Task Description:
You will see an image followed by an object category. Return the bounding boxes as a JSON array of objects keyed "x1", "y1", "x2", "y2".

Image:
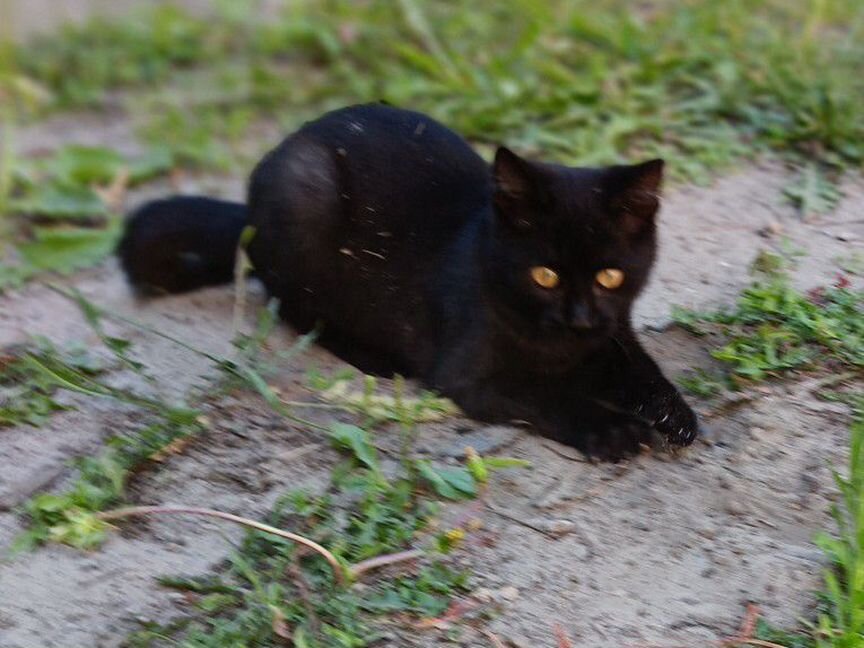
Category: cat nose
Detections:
[{"x1": 567, "y1": 302, "x2": 594, "y2": 330}]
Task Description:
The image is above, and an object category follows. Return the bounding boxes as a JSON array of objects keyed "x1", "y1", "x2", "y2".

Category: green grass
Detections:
[
  {"x1": 0, "y1": 144, "x2": 174, "y2": 290},
  {"x1": 9, "y1": 297, "x2": 205, "y2": 551},
  {"x1": 0, "y1": 338, "x2": 103, "y2": 427},
  {"x1": 746, "y1": 403, "x2": 864, "y2": 648},
  {"x1": 674, "y1": 252, "x2": 862, "y2": 387},
  {"x1": 12, "y1": 0, "x2": 864, "y2": 174},
  {"x1": 3, "y1": 0, "x2": 864, "y2": 285},
  {"x1": 812, "y1": 403, "x2": 864, "y2": 648},
  {"x1": 126, "y1": 420, "x2": 476, "y2": 647},
  {"x1": 15, "y1": 5, "x2": 252, "y2": 108},
  {"x1": 11, "y1": 293, "x2": 298, "y2": 550}
]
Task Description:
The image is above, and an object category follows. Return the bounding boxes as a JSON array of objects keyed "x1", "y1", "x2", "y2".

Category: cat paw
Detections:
[
  {"x1": 580, "y1": 417, "x2": 656, "y2": 462},
  {"x1": 653, "y1": 400, "x2": 699, "y2": 448}
]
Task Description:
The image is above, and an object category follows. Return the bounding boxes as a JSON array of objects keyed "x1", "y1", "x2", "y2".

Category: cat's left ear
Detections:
[{"x1": 603, "y1": 159, "x2": 664, "y2": 233}]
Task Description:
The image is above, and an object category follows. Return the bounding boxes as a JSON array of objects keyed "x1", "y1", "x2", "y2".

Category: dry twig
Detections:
[
  {"x1": 485, "y1": 500, "x2": 557, "y2": 538},
  {"x1": 96, "y1": 505, "x2": 346, "y2": 585},
  {"x1": 93, "y1": 167, "x2": 130, "y2": 213},
  {"x1": 352, "y1": 549, "x2": 424, "y2": 577},
  {"x1": 97, "y1": 505, "x2": 428, "y2": 587}
]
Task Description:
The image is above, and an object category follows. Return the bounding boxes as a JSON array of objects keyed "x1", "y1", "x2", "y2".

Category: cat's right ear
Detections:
[
  {"x1": 602, "y1": 159, "x2": 664, "y2": 234},
  {"x1": 493, "y1": 147, "x2": 542, "y2": 230}
]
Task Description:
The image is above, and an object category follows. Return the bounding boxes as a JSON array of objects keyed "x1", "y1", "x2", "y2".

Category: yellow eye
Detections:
[
  {"x1": 530, "y1": 266, "x2": 560, "y2": 289},
  {"x1": 595, "y1": 268, "x2": 625, "y2": 289}
]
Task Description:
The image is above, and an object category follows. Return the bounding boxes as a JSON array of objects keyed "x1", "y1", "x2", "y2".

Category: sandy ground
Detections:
[
  {"x1": 3, "y1": 0, "x2": 291, "y2": 40},
  {"x1": 4, "y1": 0, "x2": 211, "y2": 39},
  {"x1": 0, "y1": 107, "x2": 861, "y2": 646}
]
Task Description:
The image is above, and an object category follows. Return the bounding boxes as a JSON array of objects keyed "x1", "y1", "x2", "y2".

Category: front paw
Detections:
[
  {"x1": 654, "y1": 398, "x2": 699, "y2": 448},
  {"x1": 581, "y1": 414, "x2": 656, "y2": 462}
]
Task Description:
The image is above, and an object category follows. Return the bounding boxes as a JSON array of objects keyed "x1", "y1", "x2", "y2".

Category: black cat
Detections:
[{"x1": 119, "y1": 103, "x2": 699, "y2": 460}]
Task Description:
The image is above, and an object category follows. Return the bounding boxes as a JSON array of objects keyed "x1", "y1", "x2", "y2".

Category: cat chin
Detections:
[{"x1": 498, "y1": 321, "x2": 612, "y2": 370}]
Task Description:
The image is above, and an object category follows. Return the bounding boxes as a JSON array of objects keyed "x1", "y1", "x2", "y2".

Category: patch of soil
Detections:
[{"x1": 6, "y1": 0, "x2": 219, "y2": 40}]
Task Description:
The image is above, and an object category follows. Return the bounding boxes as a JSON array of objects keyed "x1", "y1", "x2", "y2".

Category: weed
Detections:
[
  {"x1": 0, "y1": 293, "x2": 530, "y2": 646},
  {"x1": 0, "y1": 338, "x2": 102, "y2": 427},
  {"x1": 13, "y1": 353, "x2": 203, "y2": 551},
  {"x1": 12, "y1": 290, "x2": 317, "y2": 551},
  {"x1": 121, "y1": 381, "x2": 488, "y2": 647},
  {"x1": 812, "y1": 404, "x2": 864, "y2": 647},
  {"x1": 674, "y1": 254, "x2": 863, "y2": 383},
  {"x1": 10, "y1": 292, "x2": 206, "y2": 550},
  {"x1": 1, "y1": 145, "x2": 174, "y2": 290},
  {"x1": 784, "y1": 164, "x2": 843, "y2": 220},
  {"x1": 753, "y1": 621, "x2": 815, "y2": 648},
  {"x1": 676, "y1": 369, "x2": 726, "y2": 398},
  {"x1": 108, "y1": 343, "x2": 531, "y2": 647},
  {"x1": 312, "y1": 373, "x2": 458, "y2": 427}
]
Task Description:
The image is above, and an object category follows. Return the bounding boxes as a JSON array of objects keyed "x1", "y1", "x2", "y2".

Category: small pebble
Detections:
[
  {"x1": 758, "y1": 221, "x2": 783, "y2": 237},
  {"x1": 724, "y1": 498, "x2": 748, "y2": 516},
  {"x1": 499, "y1": 586, "x2": 520, "y2": 602},
  {"x1": 749, "y1": 426, "x2": 768, "y2": 441},
  {"x1": 471, "y1": 587, "x2": 494, "y2": 603},
  {"x1": 545, "y1": 519, "x2": 576, "y2": 537},
  {"x1": 570, "y1": 543, "x2": 591, "y2": 561},
  {"x1": 696, "y1": 525, "x2": 717, "y2": 540}
]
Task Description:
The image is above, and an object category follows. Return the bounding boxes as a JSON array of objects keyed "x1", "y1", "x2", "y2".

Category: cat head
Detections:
[{"x1": 483, "y1": 146, "x2": 662, "y2": 341}]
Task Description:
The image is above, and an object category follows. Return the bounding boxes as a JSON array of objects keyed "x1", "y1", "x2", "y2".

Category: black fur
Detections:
[
  {"x1": 118, "y1": 103, "x2": 699, "y2": 460},
  {"x1": 118, "y1": 197, "x2": 247, "y2": 294}
]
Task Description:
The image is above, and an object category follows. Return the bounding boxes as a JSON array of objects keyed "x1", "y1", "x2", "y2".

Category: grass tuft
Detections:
[{"x1": 674, "y1": 252, "x2": 862, "y2": 385}]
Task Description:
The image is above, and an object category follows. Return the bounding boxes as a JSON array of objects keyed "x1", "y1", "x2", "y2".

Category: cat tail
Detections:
[{"x1": 117, "y1": 196, "x2": 249, "y2": 294}]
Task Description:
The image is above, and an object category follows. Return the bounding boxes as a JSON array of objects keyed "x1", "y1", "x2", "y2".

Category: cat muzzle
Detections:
[{"x1": 566, "y1": 303, "x2": 596, "y2": 331}]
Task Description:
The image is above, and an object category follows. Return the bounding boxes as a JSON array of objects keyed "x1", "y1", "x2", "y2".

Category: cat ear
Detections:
[
  {"x1": 493, "y1": 147, "x2": 543, "y2": 229},
  {"x1": 603, "y1": 158, "x2": 664, "y2": 233},
  {"x1": 494, "y1": 147, "x2": 534, "y2": 199}
]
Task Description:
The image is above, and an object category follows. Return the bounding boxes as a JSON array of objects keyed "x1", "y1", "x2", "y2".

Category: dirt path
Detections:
[
  {"x1": 0, "y1": 123, "x2": 861, "y2": 645},
  {"x1": 4, "y1": 0, "x2": 207, "y2": 40}
]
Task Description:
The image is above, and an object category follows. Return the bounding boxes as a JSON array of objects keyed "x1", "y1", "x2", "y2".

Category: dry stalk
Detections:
[{"x1": 96, "y1": 505, "x2": 346, "y2": 585}]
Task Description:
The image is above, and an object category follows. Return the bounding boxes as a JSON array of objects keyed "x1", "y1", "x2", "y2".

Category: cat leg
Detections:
[
  {"x1": 441, "y1": 374, "x2": 656, "y2": 462},
  {"x1": 598, "y1": 337, "x2": 699, "y2": 449},
  {"x1": 556, "y1": 403, "x2": 658, "y2": 461}
]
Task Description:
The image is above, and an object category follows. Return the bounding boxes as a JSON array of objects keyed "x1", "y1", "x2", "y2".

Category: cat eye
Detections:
[
  {"x1": 530, "y1": 266, "x2": 560, "y2": 289},
  {"x1": 595, "y1": 268, "x2": 625, "y2": 290}
]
